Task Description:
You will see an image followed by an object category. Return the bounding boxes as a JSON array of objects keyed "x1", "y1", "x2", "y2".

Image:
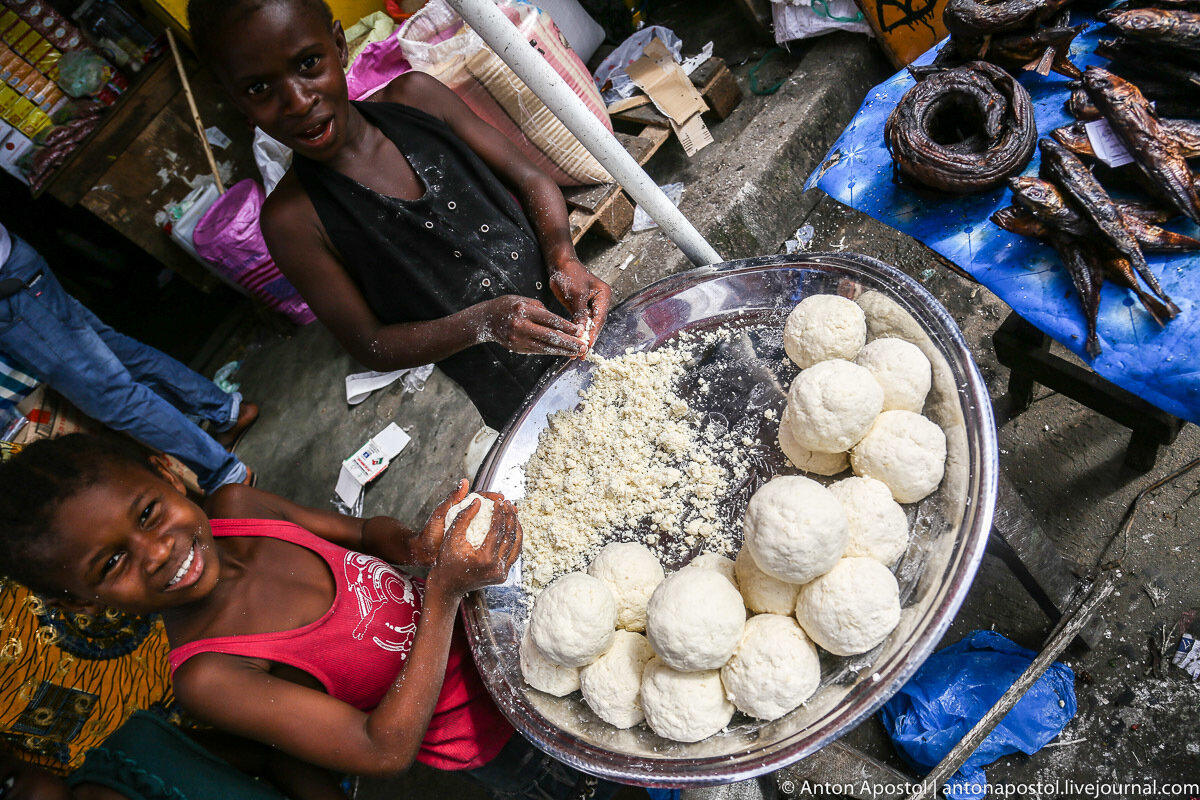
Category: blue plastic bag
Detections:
[{"x1": 879, "y1": 630, "x2": 1076, "y2": 800}]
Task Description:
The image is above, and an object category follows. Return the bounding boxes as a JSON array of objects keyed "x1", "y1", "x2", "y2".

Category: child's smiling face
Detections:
[
  {"x1": 210, "y1": 0, "x2": 351, "y2": 159},
  {"x1": 46, "y1": 462, "x2": 221, "y2": 617}
]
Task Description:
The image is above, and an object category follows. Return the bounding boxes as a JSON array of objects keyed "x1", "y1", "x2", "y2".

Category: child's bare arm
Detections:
[
  {"x1": 377, "y1": 72, "x2": 612, "y2": 347},
  {"x1": 261, "y1": 179, "x2": 586, "y2": 370},
  {"x1": 171, "y1": 501, "x2": 521, "y2": 777},
  {"x1": 206, "y1": 481, "x2": 470, "y2": 568}
]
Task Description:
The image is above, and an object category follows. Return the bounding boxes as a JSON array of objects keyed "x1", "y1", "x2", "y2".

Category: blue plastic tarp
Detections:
[
  {"x1": 880, "y1": 630, "x2": 1077, "y2": 800},
  {"x1": 805, "y1": 21, "x2": 1200, "y2": 424}
]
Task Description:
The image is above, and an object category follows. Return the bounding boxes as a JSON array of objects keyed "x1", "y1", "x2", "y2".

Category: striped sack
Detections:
[
  {"x1": 193, "y1": 179, "x2": 317, "y2": 326},
  {"x1": 398, "y1": 0, "x2": 613, "y2": 187},
  {"x1": 0, "y1": 352, "x2": 37, "y2": 411}
]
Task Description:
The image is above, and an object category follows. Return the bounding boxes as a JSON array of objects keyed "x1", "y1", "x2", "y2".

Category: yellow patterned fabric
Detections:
[{"x1": 0, "y1": 579, "x2": 175, "y2": 775}]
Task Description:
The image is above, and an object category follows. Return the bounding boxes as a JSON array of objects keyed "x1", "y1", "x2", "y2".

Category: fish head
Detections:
[
  {"x1": 1112, "y1": 9, "x2": 1166, "y2": 32},
  {"x1": 1038, "y1": 136, "x2": 1069, "y2": 161},
  {"x1": 1082, "y1": 66, "x2": 1118, "y2": 95},
  {"x1": 1010, "y1": 177, "x2": 1064, "y2": 213}
]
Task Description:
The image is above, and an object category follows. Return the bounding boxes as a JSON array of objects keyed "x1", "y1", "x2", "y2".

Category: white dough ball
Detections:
[
  {"x1": 646, "y1": 568, "x2": 745, "y2": 672},
  {"x1": 743, "y1": 475, "x2": 848, "y2": 585},
  {"x1": 640, "y1": 657, "x2": 734, "y2": 742},
  {"x1": 850, "y1": 410, "x2": 947, "y2": 504},
  {"x1": 786, "y1": 360, "x2": 884, "y2": 454},
  {"x1": 587, "y1": 542, "x2": 665, "y2": 632},
  {"x1": 855, "y1": 338, "x2": 932, "y2": 413},
  {"x1": 794, "y1": 557, "x2": 901, "y2": 656},
  {"x1": 445, "y1": 492, "x2": 494, "y2": 548},
  {"x1": 529, "y1": 573, "x2": 617, "y2": 668},
  {"x1": 721, "y1": 614, "x2": 820, "y2": 720},
  {"x1": 777, "y1": 409, "x2": 849, "y2": 476},
  {"x1": 519, "y1": 630, "x2": 580, "y2": 697},
  {"x1": 580, "y1": 630, "x2": 655, "y2": 728},
  {"x1": 827, "y1": 476, "x2": 910, "y2": 566},
  {"x1": 733, "y1": 547, "x2": 800, "y2": 615},
  {"x1": 784, "y1": 294, "x2": 867, "y2": 369},
  {"x1": 680, "y1": 551, "x2": 738, "y2": 588}
]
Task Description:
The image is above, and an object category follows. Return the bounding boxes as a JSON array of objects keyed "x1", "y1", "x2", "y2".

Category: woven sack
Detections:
[{"x1": 397, "y1": 0, "x2": 612, "y2": 186}]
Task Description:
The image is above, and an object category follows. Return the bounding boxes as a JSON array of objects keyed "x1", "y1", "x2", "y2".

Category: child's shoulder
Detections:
[
  {"x1": 258, "y1": 171, "x2": 326, "y2": 254},
  {"x1": 260, "y1": 171, "x2": 310, "y2": 227},
  {"x1": 372, "y1": 70, "x2": 459, "y2": 118},
  {"x1": 204, "y1": 484, "x2": 280, "y2": 521}
]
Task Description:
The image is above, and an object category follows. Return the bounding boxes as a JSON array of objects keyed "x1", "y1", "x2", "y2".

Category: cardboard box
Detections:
[{"x1": 626, "y1": 38, "x2": 713, "y2": 157}]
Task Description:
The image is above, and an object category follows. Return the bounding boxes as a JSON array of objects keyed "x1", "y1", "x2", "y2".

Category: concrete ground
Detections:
[{"x1": 208, "y1": 0, "x2": 1200, "y2": 795}]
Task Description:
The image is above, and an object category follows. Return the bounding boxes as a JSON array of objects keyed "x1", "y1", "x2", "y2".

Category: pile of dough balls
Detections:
[
  {"x1": 520, "y1": 544, "x2": 829, "y2": 742},
  {"x1": 778, "y1": 294, "x2": 946, "y2": 505},
  {"x1": 740, "y1": 475, "x2": 903, "y2": 656},
  {"x1": 519, "y1": 470, "x2": 916, "y2": 744}
]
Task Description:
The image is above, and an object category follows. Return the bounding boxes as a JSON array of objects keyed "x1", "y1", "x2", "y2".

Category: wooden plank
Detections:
[
  {"x1": 613, "y1": 131, "x2": 655, "y2": 164},
  {"x1": 631, "y1": 126, "x2": 671, "y2": 160},
  {"x1": 699, "y1": 63, "x2": 742, "y2": 120},
  {"x1": 567, "y1": 123, "x2": 673, "y2": 244},
  {"x1": 689, "y1": 58, "x2": 724, "y2": 90},
  {"x1": 611, "y1": 103, "x2": 670, "y2": 128},
  {"x1": 569, "y1": 186, "x2": 624, "y2": 244},
  {"x1": 605, "y1": 95, "x2": 651, "y2": 116},
  {"x1": 593, "y1": 191, "x2": 635, "y2": 242},
  {"x1": 563, "y1": 182, "x2": 617, "y2": 213},
  {"x1": 40, "y1": 56, "x2": 178, "y2": 206},
  {"x1": 563, "y1": 127, "x2": 669, "y2": 217}
]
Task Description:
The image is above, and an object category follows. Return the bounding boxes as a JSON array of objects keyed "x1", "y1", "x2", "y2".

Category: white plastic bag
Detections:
[
  {"x1": 252, "y1": 128, "x2": 293, "y2": 196},
  {"x1": 772, "y1": 0, "x2": 871, "y2": 42}
]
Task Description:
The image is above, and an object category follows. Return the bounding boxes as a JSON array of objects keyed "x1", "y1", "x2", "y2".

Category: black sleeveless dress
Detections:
[{"x1": 293, "y1": 101, "x2": 561, "y2": 429}]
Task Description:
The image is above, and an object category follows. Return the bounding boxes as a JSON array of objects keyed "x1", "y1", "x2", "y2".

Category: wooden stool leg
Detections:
[{"x1": 994, "y1": 312, "x2": 1049, "y2": 416}]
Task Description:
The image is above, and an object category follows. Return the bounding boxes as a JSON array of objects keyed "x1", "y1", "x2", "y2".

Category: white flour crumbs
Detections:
[{"x1": 520, "y1": 338, "x2": 746, "y2": 591}]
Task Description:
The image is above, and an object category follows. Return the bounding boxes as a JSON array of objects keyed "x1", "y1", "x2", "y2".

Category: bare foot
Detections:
[{"x1": 215, "y1": 402, "x2": 259, "y2": 451}]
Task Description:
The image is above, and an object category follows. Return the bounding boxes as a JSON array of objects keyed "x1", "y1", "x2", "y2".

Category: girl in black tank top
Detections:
[{"x1": 292, "y1": 102, "x2": 562, "y2": 428}]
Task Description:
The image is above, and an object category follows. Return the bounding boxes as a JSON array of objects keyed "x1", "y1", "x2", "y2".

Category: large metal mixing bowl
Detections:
[{"x1": 465, "y1": 253, "x2": 998, "y2": 786}]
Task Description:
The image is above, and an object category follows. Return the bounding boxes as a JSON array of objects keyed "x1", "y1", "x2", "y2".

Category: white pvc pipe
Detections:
[{"x1": 445, "y1": 0, "x2": 723, "y2": 268}]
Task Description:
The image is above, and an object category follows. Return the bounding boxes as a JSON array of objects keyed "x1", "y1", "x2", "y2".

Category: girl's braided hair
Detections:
[{"x1": 0, "y1": 433, "x2": 155, "y2": 598}]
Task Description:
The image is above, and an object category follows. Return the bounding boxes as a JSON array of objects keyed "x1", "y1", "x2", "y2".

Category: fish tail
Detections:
[{"x1": 1135, "y1": 289, "x2": 1174, "y2": 326}]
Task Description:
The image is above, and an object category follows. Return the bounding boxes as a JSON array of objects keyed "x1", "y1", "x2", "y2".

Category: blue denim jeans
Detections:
[{"x1": 0, "y1": 235, "x2": 246, "y2": 491}]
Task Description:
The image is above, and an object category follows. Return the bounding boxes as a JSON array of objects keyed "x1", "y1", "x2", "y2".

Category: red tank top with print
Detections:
[{"x1": 166, "y1": 518, "x2": 512, "y2": 770}]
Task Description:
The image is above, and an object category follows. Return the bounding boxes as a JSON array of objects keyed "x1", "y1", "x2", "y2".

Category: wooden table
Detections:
[{"x1": 36, "y1": 54, "x2": 259, "y2": 291}]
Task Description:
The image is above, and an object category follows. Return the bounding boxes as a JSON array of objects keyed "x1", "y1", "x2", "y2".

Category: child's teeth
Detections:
[{"x1": 170, "y1": 545, "x2": 195, "y2": 587}]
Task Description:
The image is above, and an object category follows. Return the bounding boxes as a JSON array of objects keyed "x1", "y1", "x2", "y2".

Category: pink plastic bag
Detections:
[
  {"x1": 193, "y1": 179, "x2": 316, "y2": 325},
  {"x1": 346, "y1": 36, "x2": 412, "y2": 101}
]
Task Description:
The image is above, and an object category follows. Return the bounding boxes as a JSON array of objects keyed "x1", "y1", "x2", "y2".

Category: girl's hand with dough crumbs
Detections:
[
  {"x1": 549, "y1": 257, "x2": 611, "y2": 349},
  {"x1": 427, "y1": 491, "x2": 522, "y2": 598},
  {"x1": 477, "y1": 295, "x2": 587, "y2": 357},
  {"x1": 401, "y1": 480, "x2": 472, "y2": 567}
]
